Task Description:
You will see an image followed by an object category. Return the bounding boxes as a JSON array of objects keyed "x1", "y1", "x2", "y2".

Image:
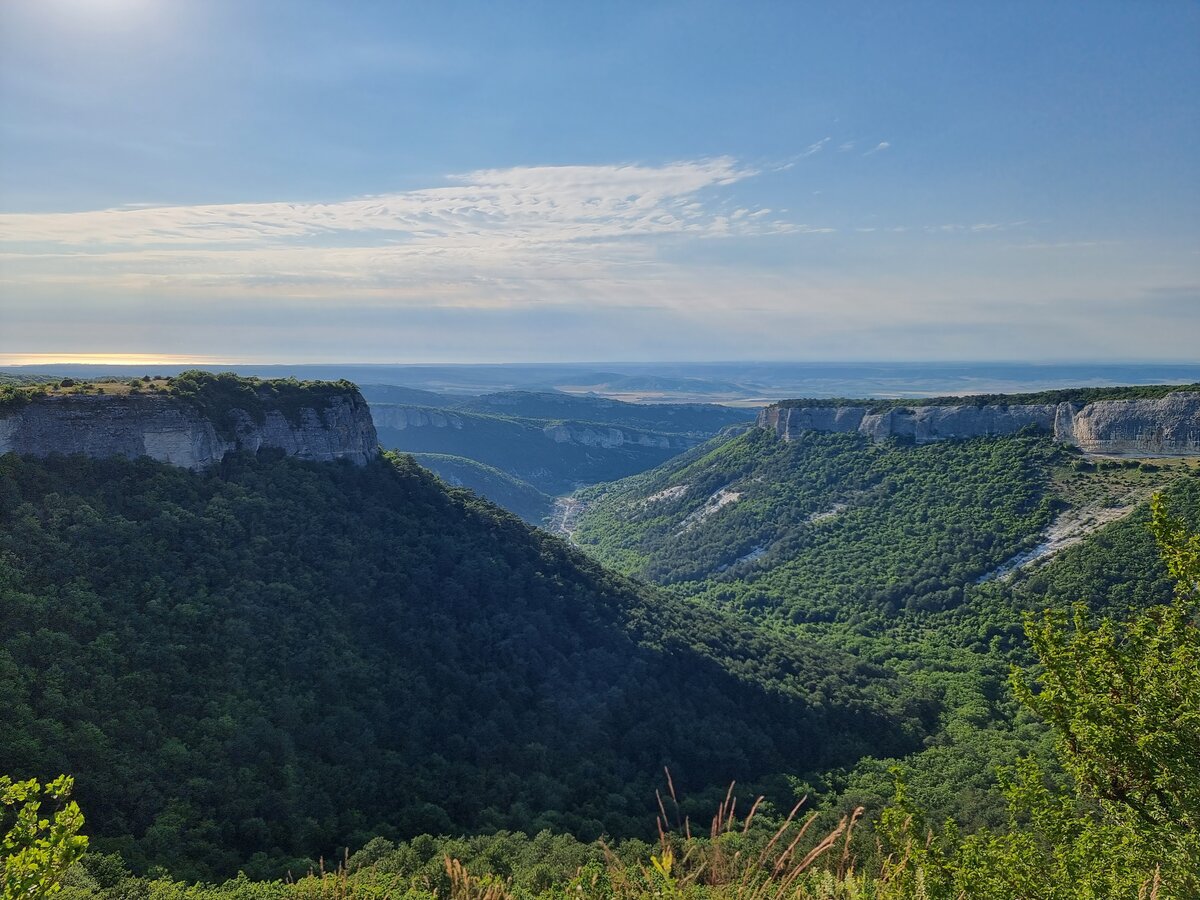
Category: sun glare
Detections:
[{"x1": 0, "y1": 353, "x2": 241, "y2": 367}]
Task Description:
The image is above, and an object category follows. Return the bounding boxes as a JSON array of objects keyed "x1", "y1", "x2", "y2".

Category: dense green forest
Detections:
[
  {"x1": 572, "y1": 428, "x2": 1192, "y2": 625},
  {"x1": 409, "y1": 452, "x2": 554, "y2": 524},
  {"x1": 572, "y1": 429, "x2": 1064, "y2": 614},
  {"x1": 4, "y1": 378, "x2": 1198, "y2": 894},
  {"x1": 570, "y1": 428, "x2": 1200, "y2": 835},
  {"x1": 0, "y1": 450, "x2": 927, "y2": 880},
  {"x1": 12, "y1": 495, "x2": 1197, "y2": 897}
]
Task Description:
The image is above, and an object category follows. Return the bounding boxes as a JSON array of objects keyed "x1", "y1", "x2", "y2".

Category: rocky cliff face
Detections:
[
  {"x1": 370, "y1": 405, "x2": 464, "y2": 430},
  {"x1": 757, "y1": 392, "x2": 1200, "y2": 456},
  {"x1": 541, "y1": 423, "x2": 688, "y2": 449},
  {"x1": 0, "y1": 391, "x2": 379, "y2": 469}
]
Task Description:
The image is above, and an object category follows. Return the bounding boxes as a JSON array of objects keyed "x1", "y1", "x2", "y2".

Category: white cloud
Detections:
[
  {"x1": 0, "y1": 158, "x2": 808, "y2": 307},
  {"x1": 923, "y1": 221, "x2": 1028, "y2": 234},
  {"x1": 862, "y1": 141, "x2": 890, "y2": 156},
  {"x1": 0, "y1": 158, "x2": 779, "y2": 249}
]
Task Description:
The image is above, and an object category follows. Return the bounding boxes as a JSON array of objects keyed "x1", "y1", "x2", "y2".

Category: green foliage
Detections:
[
  {"x1": 835, "y1": 494, "x2": 1200, "y2": 898},
  {"x1": 978, "y1": 494, "x2": 1200, "y2": 895},
  {"x1": 573, "y1": 425, "x2": 1199, "y2": 843},
  {"x1": 408, "y1": 453, "x2": 554, "y2": 524},
  {"x1": 166, "y1": 371, "x2": 359, "y2": 440},
  {"x1": 575, "y1": 430, "x2": 1061, "y2": 623},
  {"x1": 774, "y1": 382, "x2": 1200, "y2": 411},
  {"x1": 0, "y1": 451, "x2": 922, "y2": 879},
  {"x1": 6, "y1": 383, "x2": 1197, "y2": 891},
  {"x1": 33, "y1": 485, "x2": 1200, "y2": 900},
  {"x1": 1, "y1": 775, "x2": 88, "y2": 900},
  {"x1": 0, "y1": 386, "x2": 43, "y2": 414}
]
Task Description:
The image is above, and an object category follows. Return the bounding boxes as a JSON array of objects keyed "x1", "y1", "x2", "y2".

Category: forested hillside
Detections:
[
  {"x1": 373, "y1": 408, "x2": 708, "y2": 495},
  {"x1": 409, "y1": 452, "x2": 555, "y2": 523},
  {"x1": 0, "y1": 450, "x2": 927, "y2": 880},
  {"x1": 573, "y1": 429, "x2": 1063, "y2": 614},
  {"x1": 4, "y1": 387, "x2": 1198, "y2": 893},
  {"x1": 573, "y1": 428, "x2": 1193, "y2": 623},
  {"x1": 570, "y1": 428, "x2": 1200, "y2": 832},
  {"x1": 16, "y1": 489, "x2": 1199, "y2": 898}
]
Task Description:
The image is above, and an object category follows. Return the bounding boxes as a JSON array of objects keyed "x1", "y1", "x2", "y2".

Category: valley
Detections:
[
  {"x1": 6, "y1": 3, "x2": 1197, "y2": 892},
  {"x1": 365, "y1": 389, "x2": 755, "y2": 518},
  {"x1": 2, "y1": 373, "x2": 1198, "y2": 895}
]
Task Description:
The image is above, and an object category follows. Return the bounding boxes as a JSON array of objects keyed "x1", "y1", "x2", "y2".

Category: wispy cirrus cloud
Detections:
[
  {"x1": 924, "y1": 221, "x2": 1029, "y2": 234},
  {"x1": 0, "y1": 158, "x2": 787, "y2": 250},
  {"x1": 0, "y1": 157, "x2": 806, "y2": 306}
]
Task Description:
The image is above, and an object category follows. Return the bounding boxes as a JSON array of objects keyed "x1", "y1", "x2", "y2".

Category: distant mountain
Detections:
[
  {"x1": 454, "y1": 390, "x2": 754, "y2": 433},
  {"x1": 368, "y1": 391, "x2": 755, "y2": 504},
  {"x1": 358, "y1": 383, "x2": 453, "y2": 406},
  {"x1": 8, "y1": 362, "x2": 1200, "y2": 404},
  {"x1": 371, "y1": 405, "x2": 720, "y2": 495}
]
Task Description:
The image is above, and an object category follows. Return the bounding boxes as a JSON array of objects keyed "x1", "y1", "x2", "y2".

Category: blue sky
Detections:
[{"x1": 1, "y1": 0, "x2": 1197, "y2": 363}]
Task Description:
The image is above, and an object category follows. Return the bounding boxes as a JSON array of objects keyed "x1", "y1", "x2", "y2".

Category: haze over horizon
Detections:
[{"x1": 2, "y1": 1, "x2": 1197, "y2": 362}]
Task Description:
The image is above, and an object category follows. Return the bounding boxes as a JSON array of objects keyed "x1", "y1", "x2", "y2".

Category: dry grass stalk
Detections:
[
  {"x1": 445, "y1": 856, "x2": 511, "y2": 900},
  {"x1": 837, "y1": 806, "x2": 864, "y2": 879},
  {"x1": 1138, "y1": 865, "x2": 1162, "y2": 900}
]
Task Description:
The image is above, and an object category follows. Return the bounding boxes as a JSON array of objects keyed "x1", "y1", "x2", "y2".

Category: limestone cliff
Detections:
[
  {"x1": 541, "y1": 423, "x2": 690, "y2": 450},
  {"x1": 757, "y1": 391, "x2": 1200, "y2": 456},
  {"x1": 0, "y1": 389, "x2": 378, "y2": 469},
  {"x1": 370, "y1": 405, "x2": 465, "y2": 430}
]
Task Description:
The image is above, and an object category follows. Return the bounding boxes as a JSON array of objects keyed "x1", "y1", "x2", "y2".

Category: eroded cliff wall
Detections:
[
  {"x1": 0, "y1": 391, "x2": 379, "y2": 469},
  {"x1": 757, "y1": 392, "x2": 1200, "y2": 456}
]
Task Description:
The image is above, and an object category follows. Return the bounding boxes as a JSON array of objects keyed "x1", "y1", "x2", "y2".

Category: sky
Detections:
[{"x1": 0, "y1": 0, "x2": 1197, "y2": 364}]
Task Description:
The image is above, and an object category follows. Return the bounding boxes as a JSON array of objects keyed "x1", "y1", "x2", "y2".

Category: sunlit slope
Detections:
[
  {"x1": 572, "y1": 427, "x2": 1196, "y2": 624},
  {"x1": 569, "y1": 424, "x2": 1200, "y2": 834}
]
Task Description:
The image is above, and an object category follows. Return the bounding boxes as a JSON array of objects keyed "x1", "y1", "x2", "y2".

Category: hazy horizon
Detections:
[{"x1": 6, "y1": 359, "x2": 1199, "y2": 405}]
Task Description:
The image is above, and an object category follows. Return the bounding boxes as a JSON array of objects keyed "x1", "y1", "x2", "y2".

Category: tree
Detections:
[
  {"x1": 1, "y1": 775, "x2": 89, "y2": 900},
  {"x1": 952, "y1": 493, "x2": 1200, "y2": 897}
]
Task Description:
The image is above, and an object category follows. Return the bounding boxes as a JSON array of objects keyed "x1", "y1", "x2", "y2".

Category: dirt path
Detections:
[
  {"x1": 550, "y1": 495, "x2": 586, "y2": 542},
  {"x1": 980, "y1": 502, "x2": 1139, "y2": 582}
]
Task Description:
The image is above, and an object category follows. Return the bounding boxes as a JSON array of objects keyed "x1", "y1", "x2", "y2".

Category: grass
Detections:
[
  {"x1": 1052, "y1": 455, "x2": 1200, "y2": 512},
  {"x1": 0, "y1": 376, "x2": 174, "y2": 412},
  {"x1": 55, "y1": 774, "x2": 942, "y2": 900},
  {"x1": 0, "y1": 372, "x2": 360, "y2": 441}
]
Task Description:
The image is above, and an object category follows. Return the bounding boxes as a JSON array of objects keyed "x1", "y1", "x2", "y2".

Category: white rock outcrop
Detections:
[
  {"x1": 0, "y1": 391, "x2": 379, "y2": 469},
  {"x1": 757, "y1": 392, "x2": 1200, "y2": 456}
]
